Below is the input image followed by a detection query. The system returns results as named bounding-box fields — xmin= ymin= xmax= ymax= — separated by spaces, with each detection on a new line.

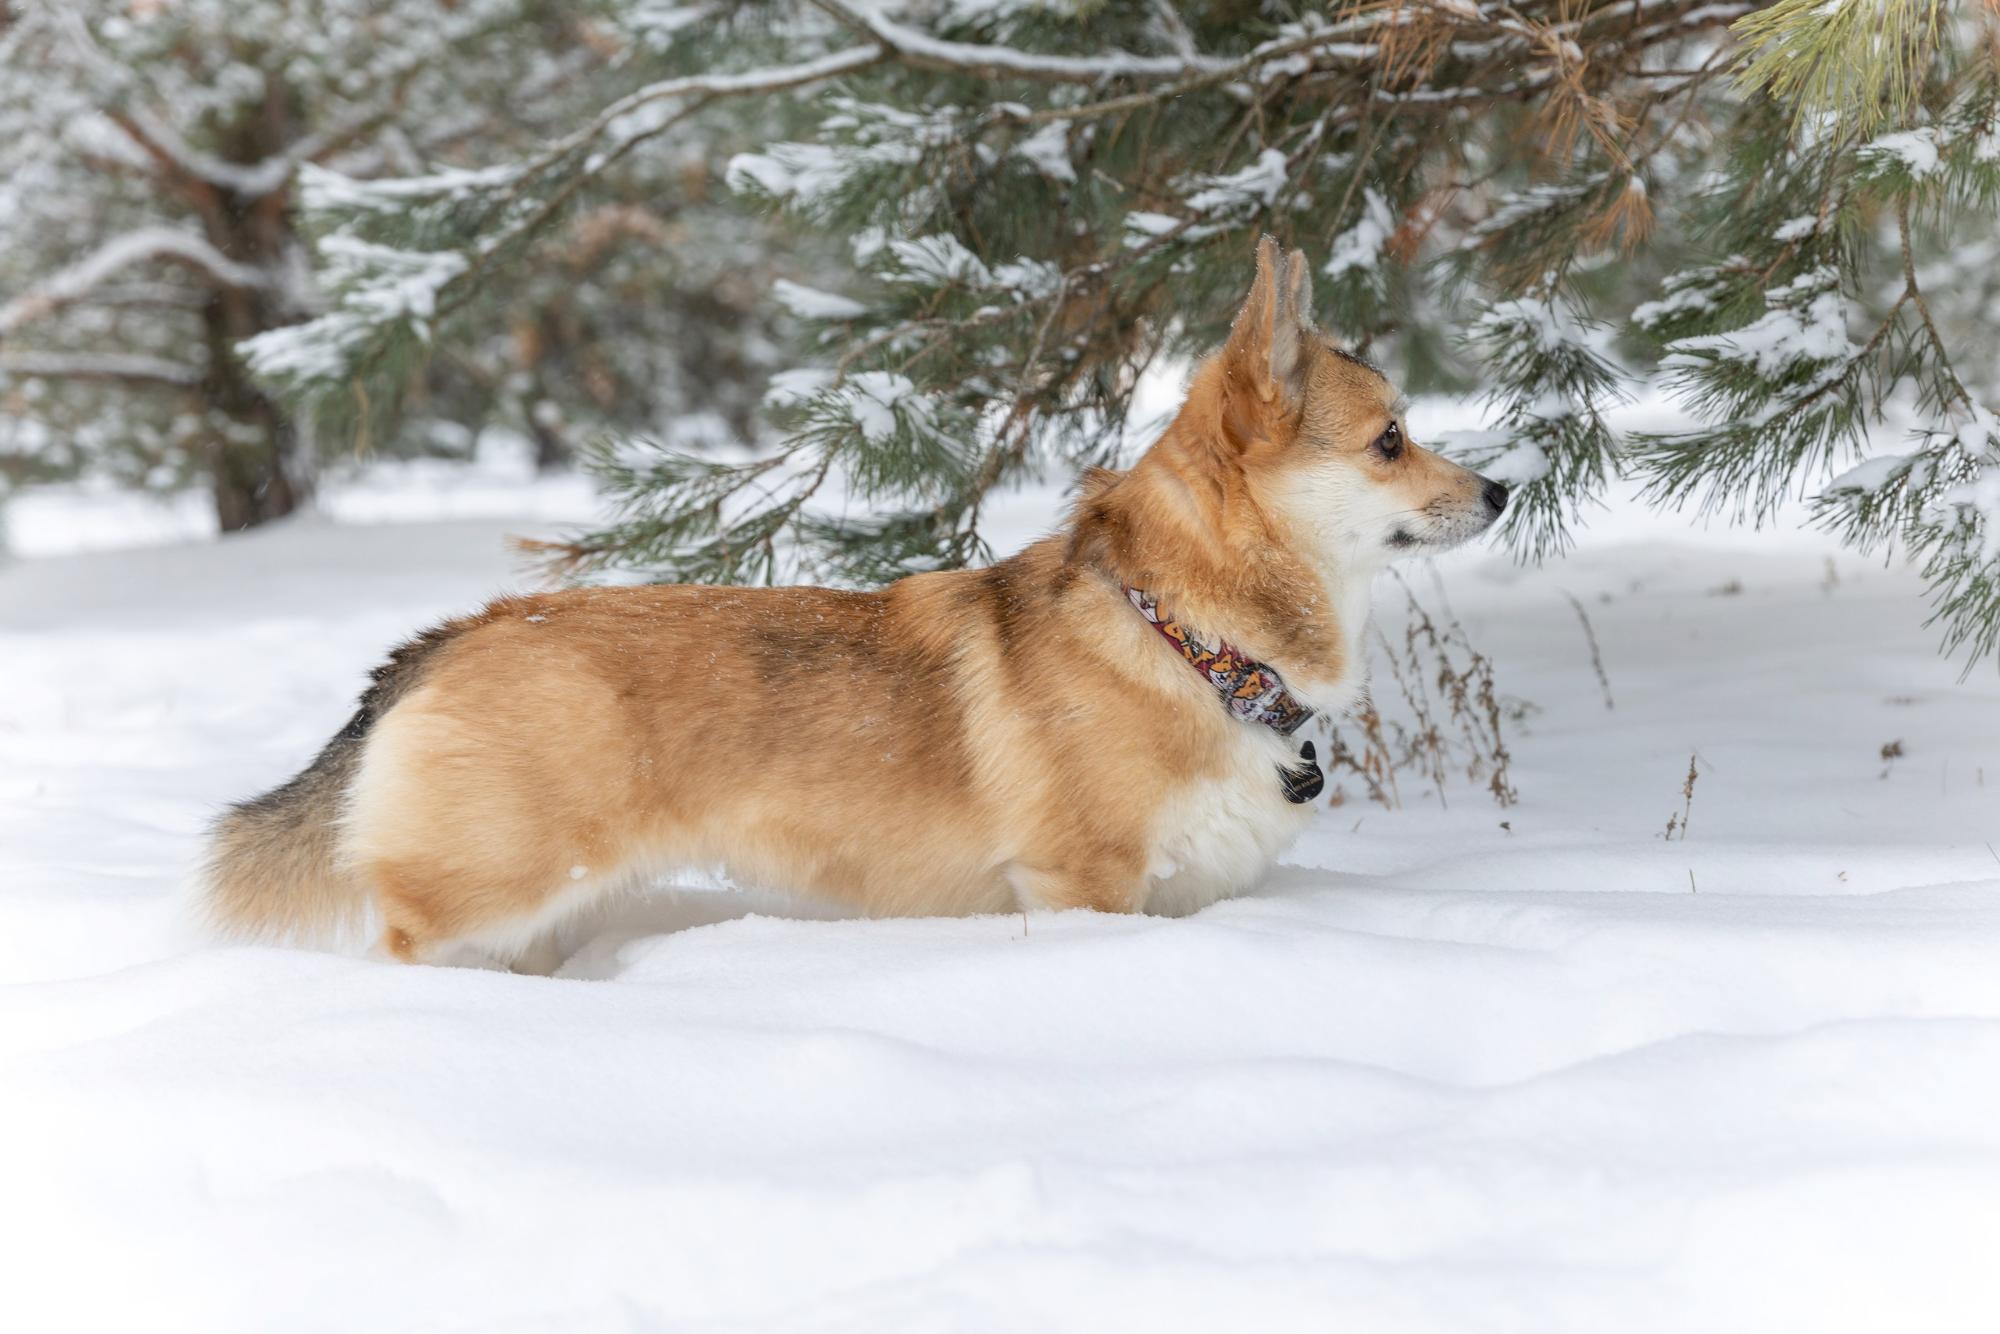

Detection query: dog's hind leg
xmin=340 ymin=680 xmax=640 ymax=972
xmin=365 ymin=859 xmax=470 ymax=965
xmin=363 ymin=857 xmax=616 ymax=967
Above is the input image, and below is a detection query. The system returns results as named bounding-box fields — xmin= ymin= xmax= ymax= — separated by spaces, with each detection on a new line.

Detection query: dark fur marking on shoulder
xmin=1064 ymin=495 xmax=1126 ymax=577
xmin=741 ymin=592 xmax=882 ymax=685
xmin=981 ymin=562 xmax=1031 ymax=662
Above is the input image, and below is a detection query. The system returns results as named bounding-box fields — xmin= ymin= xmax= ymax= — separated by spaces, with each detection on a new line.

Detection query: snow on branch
xmin=1450 ymin=289 xmax=1626 ymax=561
xmin=570 ymin=44 xmax=891 ymax=171
xmin=0 ymin=228 xmax=273 ymax=336
xmin=264 ymin=43 xmax=899 ymax=400
xmin=100 ymin=100 xmax=406 ymax=201
xmin=0 ymin=350 xmax=204 ymax=389
xmin=299 ymin=163 xmax=526 ymax=215
xmin=809 ymin=0 xmax=1232 ymax=83
xmin=812 ymin=0 xmax=1393 ymax=104
xmin=319 ymin=44 xmax=895 ymax=235
xmin=50 ymin=0 xmax=442 ymax=203
xmin=304 ymin=12 xmax=1408 ymax=334
xmin=240 ymin=237 xmax=466 ymax=387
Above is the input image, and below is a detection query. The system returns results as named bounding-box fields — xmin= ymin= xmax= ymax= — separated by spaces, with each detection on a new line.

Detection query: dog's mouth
xmin=1388 ymin=505 xmax=1500 ymax=553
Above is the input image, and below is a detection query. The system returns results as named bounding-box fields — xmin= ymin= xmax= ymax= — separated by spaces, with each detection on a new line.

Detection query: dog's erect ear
xmin=1224 ymin=235 xmax=1315 ymax=409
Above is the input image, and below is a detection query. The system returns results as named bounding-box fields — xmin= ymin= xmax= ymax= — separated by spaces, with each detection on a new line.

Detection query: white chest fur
xmin=1142 ymin=727 xmax=1318 ymax=916
xmin=1141 ymin=568 xmax=1377 ymax=917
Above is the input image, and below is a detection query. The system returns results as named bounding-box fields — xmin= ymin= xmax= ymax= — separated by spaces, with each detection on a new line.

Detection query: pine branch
xmin=806 ymin=0 xmax=1241 ymax=83
xmin=0 ymin=227 xmax=273 ymax=336
xmin=0 ymin=350 xmax=203 ymax=389
xmin=1449 ymin=285 xmax=1626 ymax=561
xmin=1897 ymin=195 xmax=1979 ymax=417
xmin=197 ymin=0 xmax=2000 ymax=662
xmin=1732 ymin=0 xmax=1948 ymax=133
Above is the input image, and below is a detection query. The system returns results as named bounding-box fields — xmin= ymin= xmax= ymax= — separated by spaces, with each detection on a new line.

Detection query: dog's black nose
xmin=1482 ymin=479 xmax=1509 ymax=514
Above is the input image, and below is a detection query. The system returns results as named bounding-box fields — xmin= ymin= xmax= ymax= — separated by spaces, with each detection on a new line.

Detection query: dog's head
xmin=1197 ymin=238 xmax=1506 ymax=568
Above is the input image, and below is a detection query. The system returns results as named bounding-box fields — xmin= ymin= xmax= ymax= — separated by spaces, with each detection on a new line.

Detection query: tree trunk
xmin=207 ymin=397 xmax=301 ymax=532
xmin=527 ymin=395 xmax=571 ymax=472
xmin=198 ymin=85 xmax=312 ymax=534
xmin=201 ymin=300 xmax=304 ymax=532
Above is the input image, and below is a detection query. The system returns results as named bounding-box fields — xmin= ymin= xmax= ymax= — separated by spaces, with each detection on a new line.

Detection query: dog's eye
xmin=1373 ymin=422 xmax=1403 ymax=460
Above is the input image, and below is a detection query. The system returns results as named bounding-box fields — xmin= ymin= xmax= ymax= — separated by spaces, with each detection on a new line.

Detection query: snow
xmin=1943 ymin=466 xmax=2000 ymax=561
xmin=1453 ymin=431 xmax=1551 ymax=486
xmin=1183 ymin=147 xmax=1291 ymax=217
xmin=1471 ymin=291 xmax=1608 ymax=357
xmin=838 ymin=6 xmax=1226 ymax=82
xmin=1934 ymin=404 xmax=2000 ymax=560
xmin=1772 ymin=214 xmax=1820 ymax=242
xmin=773 ymin=279 xmax=869 ymax=320
xmin=885 ymin=232 xmax=992 ymax=286
xmin=5 ymin=462 xmax=2000 ymax=1332
xmin=599 ymin=44 xmax=889 ymax=148
xmin=1862 ymin=128 xmax=1944 ymax=179
xmin=93 ymin=106 xmax=300 ymax=201
xmin=837 ymin=370 xmax=925 ymax=443
xmin=323 ymin=237 xmax=464 ymax=324
xmin=299 ymin=161 xmax=524 ymax=214
xmin=0 ymin=348 xmax=205 ymax=389
xmin=1827 ymin=452 xmax=1914 ymax=495
xmin=1663 ymin=267 xmax=1855 ymax=381
xmin=764 ymin=367 xmax=838 ymax=409
xmin=0 ymin=225 xmax=273 ymax=336
xmin=726 ymin=141 xmax=845 ymax=200
xmin=1012 ymin=118 xmax=1076 ymax=183
xmin=991 ymin=256 xmax=1061 ymax=300
xmin=585 ymin=48 xmax=897 ymax=188
xmin=727 ymin=138 xmax=921 ymax=207
xmin=1472 ymin=179 xmax=1591 ymax=241
xmin=1123 ymin=209 xmax=1182 ymax=238
xmin=240 ymin=237 xmax=468 ymax=383
xmin=0 ymin=450 xmax=597 ymax=558
xmin=1324 ymin=188 xmax=1398 ymax=277
xmin=622 ymin=2 xmax=725 ymax=45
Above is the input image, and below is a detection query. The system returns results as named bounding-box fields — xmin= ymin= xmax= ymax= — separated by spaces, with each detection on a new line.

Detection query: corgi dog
xmin=202 ymin=238 xmax=1506 ymax=965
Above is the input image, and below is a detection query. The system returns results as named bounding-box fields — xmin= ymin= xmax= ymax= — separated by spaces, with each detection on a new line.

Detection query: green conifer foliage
xmin=0 ymin=2 xmax=787 ymax=527
xmin=243 ymin=1 xmax=2000 ymax=665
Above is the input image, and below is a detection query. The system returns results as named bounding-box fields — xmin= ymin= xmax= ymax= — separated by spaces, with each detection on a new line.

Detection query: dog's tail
xmin=200 ymin=719 xmax=373 ymax=945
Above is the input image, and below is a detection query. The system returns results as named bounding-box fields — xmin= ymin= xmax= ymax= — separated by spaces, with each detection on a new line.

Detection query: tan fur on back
xmin=201 ymin=239 xmax=1501 ymax=963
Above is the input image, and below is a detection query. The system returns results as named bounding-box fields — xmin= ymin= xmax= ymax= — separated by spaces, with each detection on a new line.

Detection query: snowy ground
xmin=4 ymin=454 xmax=2000 ymax=1333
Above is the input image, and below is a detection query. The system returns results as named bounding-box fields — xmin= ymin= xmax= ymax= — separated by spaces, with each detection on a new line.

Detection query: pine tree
xmin=0 ymin=1 xmax=778 ymax=529
xmin=248 ymin=1 xmax=2000 ymax=665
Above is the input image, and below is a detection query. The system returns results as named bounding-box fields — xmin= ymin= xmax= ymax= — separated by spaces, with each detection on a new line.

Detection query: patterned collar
xmin=1124 ymin=586 xmax=1315 ymax=738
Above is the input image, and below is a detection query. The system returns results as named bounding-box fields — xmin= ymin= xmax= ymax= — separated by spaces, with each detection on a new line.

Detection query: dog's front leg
xmin=1006 ymin=857 xmax=1149 ymax=915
